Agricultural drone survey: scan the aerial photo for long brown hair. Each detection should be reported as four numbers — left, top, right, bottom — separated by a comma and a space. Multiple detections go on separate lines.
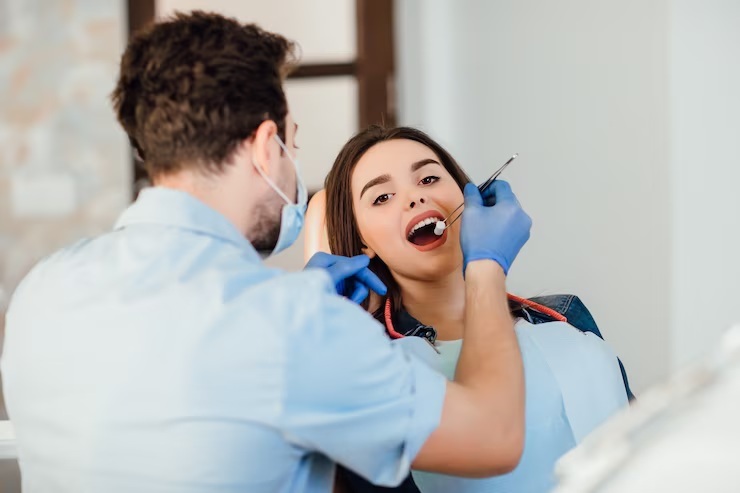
324, 125, 471, 314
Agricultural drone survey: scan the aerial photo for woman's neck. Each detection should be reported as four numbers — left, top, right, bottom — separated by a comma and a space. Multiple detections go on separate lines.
397, 268, 466, 341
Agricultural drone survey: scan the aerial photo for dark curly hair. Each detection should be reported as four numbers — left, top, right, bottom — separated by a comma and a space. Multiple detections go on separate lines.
112, 10, 298, 178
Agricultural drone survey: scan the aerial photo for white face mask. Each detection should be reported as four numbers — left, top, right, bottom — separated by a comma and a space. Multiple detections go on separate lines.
252, 135, 308, 257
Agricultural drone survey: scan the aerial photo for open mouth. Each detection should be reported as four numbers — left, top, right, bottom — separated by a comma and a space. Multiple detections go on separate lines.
407, 216, 444, 246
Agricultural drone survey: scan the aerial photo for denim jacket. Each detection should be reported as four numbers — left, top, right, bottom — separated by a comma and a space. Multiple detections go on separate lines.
338, 294, 634, 493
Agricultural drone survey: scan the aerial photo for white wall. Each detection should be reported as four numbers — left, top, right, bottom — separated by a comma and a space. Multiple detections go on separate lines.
397, 0, 740, 392
669, 0, 740, 369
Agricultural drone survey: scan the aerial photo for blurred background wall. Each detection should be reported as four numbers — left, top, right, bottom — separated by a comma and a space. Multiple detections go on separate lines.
0, 0, 130, 341
396, 0, 740, 392
1, 1, 739, 489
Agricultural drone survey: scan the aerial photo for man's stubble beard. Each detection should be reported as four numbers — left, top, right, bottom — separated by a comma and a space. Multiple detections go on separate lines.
248, 193, 284, 252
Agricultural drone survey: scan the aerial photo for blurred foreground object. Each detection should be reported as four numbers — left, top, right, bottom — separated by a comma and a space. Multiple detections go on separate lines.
554, 324, 740, 493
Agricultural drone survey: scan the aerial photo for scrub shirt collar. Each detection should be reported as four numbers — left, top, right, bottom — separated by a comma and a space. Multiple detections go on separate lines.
115, 187, 261, 262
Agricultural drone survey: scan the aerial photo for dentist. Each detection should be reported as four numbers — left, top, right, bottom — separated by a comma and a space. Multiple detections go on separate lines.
2, 11, 532, 493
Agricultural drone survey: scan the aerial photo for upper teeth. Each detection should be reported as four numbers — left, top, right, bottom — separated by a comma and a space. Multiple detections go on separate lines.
409, 217, 440, 237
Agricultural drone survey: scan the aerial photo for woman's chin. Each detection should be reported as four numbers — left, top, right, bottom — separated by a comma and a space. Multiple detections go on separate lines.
390, 256, 464, 282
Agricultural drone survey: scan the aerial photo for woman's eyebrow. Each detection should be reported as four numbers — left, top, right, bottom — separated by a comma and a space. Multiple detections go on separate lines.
360, 174, 391, 198
359, 159, 440, 199
411, 158, 441, 172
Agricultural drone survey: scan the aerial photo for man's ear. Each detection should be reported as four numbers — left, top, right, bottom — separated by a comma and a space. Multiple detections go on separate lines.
250, 120, 279, 175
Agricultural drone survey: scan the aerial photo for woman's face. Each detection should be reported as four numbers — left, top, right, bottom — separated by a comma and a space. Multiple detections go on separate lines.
351, 139, 465, 281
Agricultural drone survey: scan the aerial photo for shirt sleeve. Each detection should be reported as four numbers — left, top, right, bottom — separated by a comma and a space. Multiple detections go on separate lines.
279, 283, 447, 487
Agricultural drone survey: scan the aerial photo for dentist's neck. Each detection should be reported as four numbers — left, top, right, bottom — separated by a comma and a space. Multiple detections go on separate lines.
397, 266, 466, 341
152, 153, 263, 239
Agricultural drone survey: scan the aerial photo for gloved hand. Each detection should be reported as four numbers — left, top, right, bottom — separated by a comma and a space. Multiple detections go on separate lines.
305, 252, 387, 304
461, 180, 532, 275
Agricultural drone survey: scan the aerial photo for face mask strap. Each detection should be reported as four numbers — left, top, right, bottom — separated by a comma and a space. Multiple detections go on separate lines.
273, 135, 307, 203
252, 136, 294, 205
274, 134, 294, 162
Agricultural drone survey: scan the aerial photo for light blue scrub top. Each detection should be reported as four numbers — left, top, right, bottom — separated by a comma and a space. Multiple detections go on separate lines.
1, 187, 447, 493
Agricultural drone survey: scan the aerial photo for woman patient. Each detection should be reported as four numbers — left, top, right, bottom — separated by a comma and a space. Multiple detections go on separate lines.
312, 125, 630, 493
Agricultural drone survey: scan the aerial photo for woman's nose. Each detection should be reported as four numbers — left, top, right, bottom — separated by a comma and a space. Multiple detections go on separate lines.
409, 198, 426, 209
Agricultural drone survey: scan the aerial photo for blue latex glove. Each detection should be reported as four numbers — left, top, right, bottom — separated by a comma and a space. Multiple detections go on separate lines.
305, 252, 387, 304
461, 180, 532, 275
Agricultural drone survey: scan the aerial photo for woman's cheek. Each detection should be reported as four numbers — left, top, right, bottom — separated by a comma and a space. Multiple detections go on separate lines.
357, 217, 389, 254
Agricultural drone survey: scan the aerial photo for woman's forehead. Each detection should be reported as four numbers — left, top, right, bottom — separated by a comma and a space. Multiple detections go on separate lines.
352, 139, 440, 185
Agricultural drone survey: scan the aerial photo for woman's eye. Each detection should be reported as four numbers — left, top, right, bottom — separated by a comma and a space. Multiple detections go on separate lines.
420, 176, 440, 185
373, 193, 393, 205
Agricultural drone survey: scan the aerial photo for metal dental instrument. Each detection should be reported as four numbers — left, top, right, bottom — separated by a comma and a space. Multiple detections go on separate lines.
434, 153, 519, 235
